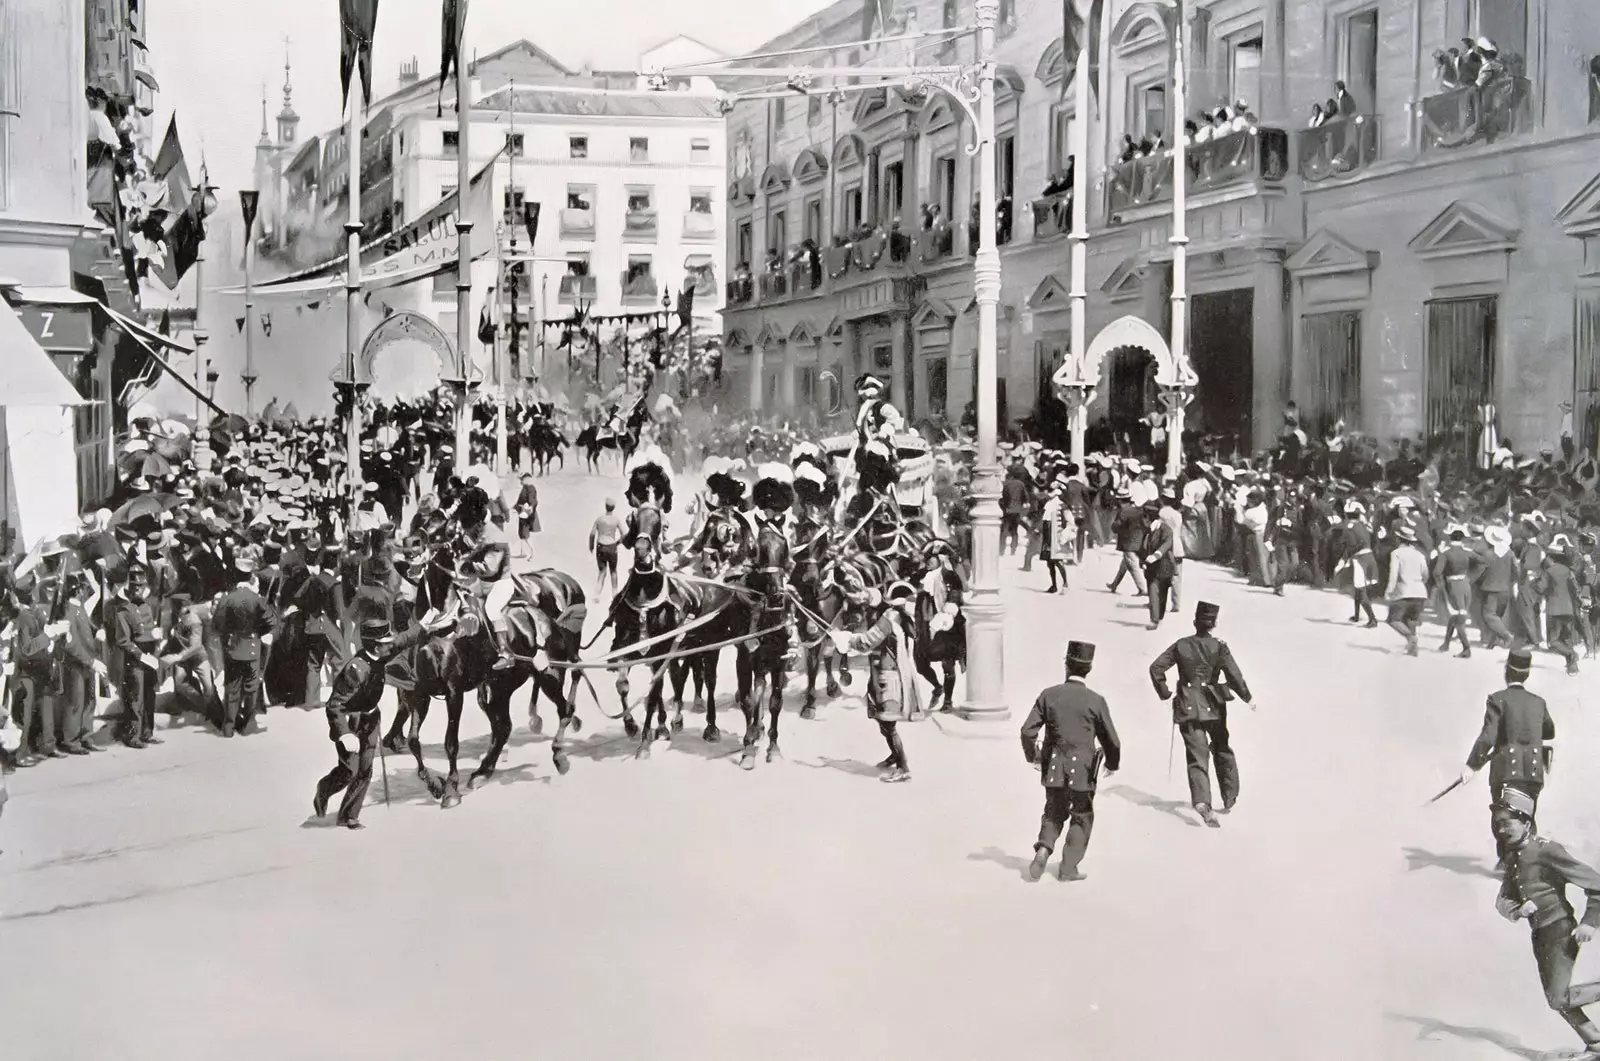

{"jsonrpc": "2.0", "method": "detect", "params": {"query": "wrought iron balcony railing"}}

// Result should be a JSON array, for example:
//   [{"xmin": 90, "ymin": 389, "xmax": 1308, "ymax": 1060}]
[
  {"xmin": 1420, "ymin": 76, "xmax": 1530, "ymax": 152},
  {"xmin": 1105, "ymin": 127, "xmax": 1290, "ymax": 218},
  {"xmin": 1298, "ymin": 115, "xmax": 1381, "ymax": 182}
]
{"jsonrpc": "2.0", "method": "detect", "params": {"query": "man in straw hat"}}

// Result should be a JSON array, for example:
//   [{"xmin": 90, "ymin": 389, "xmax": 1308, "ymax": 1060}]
[
  {"xmin": 1479, "ymin": 524, "xmax": 1519, "ymax": 649},
  {"xmin": 1149, "ymin": 601, "xmax": 1254, "ymax": 828},
  {"xmin": 314, "ymin": 612, "xmax": 456, "ymax": 829},
  {"xmin": 1383, "ymin": 522, "xmax": 1430, "ymax": 656},
  {"xmin": 1020, "ymin": 640, "xmax": 1121, "ymax": 882},
  {"xmin": 1459, "ymin": 646, "xmax": 1554, "ymax": 869},
  {"xmin": 1489, "ymin": 785, "xmax": 1600, "ymax": 1055}
]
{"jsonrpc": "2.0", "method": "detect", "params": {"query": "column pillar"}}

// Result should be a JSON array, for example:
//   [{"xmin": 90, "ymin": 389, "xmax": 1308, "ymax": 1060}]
[
  {"xmin": 750, "ymin": 339, "xmax": 766, "ymax": 412},
  {"xmin": 1259, "ymin": 0, "xmax": 1288, "ymax": 125},
  {"xmin": 889, "ymin": 316, "xmax": 909, "ymax": 412},
  {"xmin": 1186, "ymin": 7, "xmax": 1214, "ymax": 127},
  {"xmin": 780, "ymin": 340, "xmax": 796, "ymax": 410},
  {"xmin": 1140, "ymin": 263, "xmax": 1170, "ymax": 335},
  {"xmin": 1251, "ymin": 250, "xmax": 1289, "ymax": 454}
]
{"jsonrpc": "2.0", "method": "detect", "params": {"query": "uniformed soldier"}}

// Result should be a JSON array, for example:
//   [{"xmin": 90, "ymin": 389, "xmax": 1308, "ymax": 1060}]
[
  {"xmin": 1149, "ymin": 601, "xmax": 1255, "ymax": 827},
  {"xmin": 830, "ymin": 581, "xmax": 920, "ymax": 783},
  {"xmin": 1493, "ymin": 787, "xmax": 1600, "ymax": 1054},
  {"xmin": 211, "ymin": 545, "xmax": 276, "ymax": 737},
  {"xmin": 1019, "ymin": 640, "xmax": 1121, "ymax": 882},
  {"xmin": 112, "ymin": 566, "xmax": 163, "ymax": 749},
  {"xmin": 1459, "ymin": 646, "xmax": 1554, "ymax": 868},
  {"xmin": 313, "ymin": 613, "xmax": 454, "ymax": 828}
]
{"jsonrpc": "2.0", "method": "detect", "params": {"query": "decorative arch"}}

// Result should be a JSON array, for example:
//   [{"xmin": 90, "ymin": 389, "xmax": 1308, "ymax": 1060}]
[
  {"xmin": 1069, "ymin": 314, "xmax": 1186, "ymax": 390},
  {"xmin": 852, "ymin": 87, "xmax": 890, "ymax": 124},
  {"xmin": 793, "ymin": 146, "xmax": 829, "ymax": 185},
  {"xmin": 1110, "ymin": 2, "xmax": 1172, "ymax": 53},
  {"xmin": 334, "ymin": 311, "xmax": 465, "ymax": 386},
  {"xmin": 1035, "ymin": 40, "xmax": 1068, "ymax": 89},
  {"xmin": 919, "ymin": 94, "xmax": 958, "ymax": 134},
  {"xmin": 725, "ymin": 327, "xmax": 751, "ymax": 349},
  {"xmin": 833, "ymin": 132, "xmax": 867, "ymax": 170},
  {"xmin": 759, "ymin": 162, "xmax": 791, "ymax": 198}
]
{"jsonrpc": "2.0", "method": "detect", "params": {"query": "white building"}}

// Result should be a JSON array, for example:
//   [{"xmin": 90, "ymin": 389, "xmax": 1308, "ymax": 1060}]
[{"xmin": 225, "ymin": 39, "xmax": 727, "ymax": 412}]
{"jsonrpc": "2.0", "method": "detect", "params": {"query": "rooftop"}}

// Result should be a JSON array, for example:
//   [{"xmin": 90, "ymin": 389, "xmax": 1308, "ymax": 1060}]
[{"xmin": 474, "ymin": 85, "xmax": 723, "ymax": 120}]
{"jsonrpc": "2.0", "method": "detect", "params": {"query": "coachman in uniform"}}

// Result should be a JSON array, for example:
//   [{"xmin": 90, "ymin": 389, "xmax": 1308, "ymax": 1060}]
[
  {"xmin": 1019, "ymin": 640, "xmax": 1121, "ymax": 881},
  {"xmin": 1459, "ymin": 647, "xmax": 1554, "ymax": 868},
  {"xmin": 1493, "ymin": 787, "xmax": 1600, "ymax": 1054},
  {"xmin": 1149, "ymin": 601, "xmax": 1254, "ymax": 827},
  {"xmin": 314, "ymin": 614, "xmax": 453, "ymax": 828}
]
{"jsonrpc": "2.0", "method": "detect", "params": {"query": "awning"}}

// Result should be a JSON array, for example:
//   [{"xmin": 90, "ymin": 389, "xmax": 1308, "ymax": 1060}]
[
  {"xmin": 98, "ymin": 302, "xmax": 195, "ymax": 354},
  {"xmin": 8, "ymin": 287, "xmax": 99, "ymax": 307},
  {"xmin": 0, "ymin": 302, "xmax": 92, "ymax": 407},
  {"xmin": 106, "ymin": 319, "xmax": 226, "ymax": 417}
]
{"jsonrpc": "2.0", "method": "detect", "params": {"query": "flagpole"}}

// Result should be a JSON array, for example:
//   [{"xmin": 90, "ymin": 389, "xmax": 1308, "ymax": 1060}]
[
  {"xmin": 1068, "ymin": 0, "xmax": 1090, "ymax": 468},
  {"xmin": 452, "ymin": 3, "xmax": 474, "ymax": 465},
  {"xmin": 496, "ymin": 78, "xmax": 513, "ymax": 472},
  {"xmin": 344, "ymin": 88, "xmax": 364, "ymax": 511},
  {"xmin": 192, "ymin": 165, "xmax": 214, "ymax": 473},
  {"xmin": 243, "ymin": 216, "xmax": 256, "ymax": 417},
  {"xmin": 1167, "ymin": 0, "xmax": 1189, "ymax": 480}
]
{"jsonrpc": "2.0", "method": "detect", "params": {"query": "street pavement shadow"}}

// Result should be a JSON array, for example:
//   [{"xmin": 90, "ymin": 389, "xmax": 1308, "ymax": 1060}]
[
  {"xmin": 374, "ymin": 761, "xmax": 548, "ymax": 806},
  {"xmin": 965, "ymin": 845, "xmax": 1038, "ymax": 881},
  {"xmin": 1385, "ymin": 1012, "xmax": 1583, "ymax": 1060},
  {"xmin": 795, "ymin": 756, "xmax": 884, "ymax": 779},
  {"xmin": 1401, "ymin": 847, "xmax": 1501, "ymax": 880},
  {"xmin": 1108, "ymin": 618, "xmax": 1153, "ymax": 629},
  {"xmin": 1103, "ymin": 784, "xmax": 1203, "ymax": 828}
]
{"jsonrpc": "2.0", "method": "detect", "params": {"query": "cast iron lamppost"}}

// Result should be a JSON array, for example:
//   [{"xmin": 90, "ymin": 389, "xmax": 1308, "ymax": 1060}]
[
  {"xmin": 644, "ymin": 0, "xmax": 1008, "ymax": 720},
  {"xmin": 238, "ymin": 189, "xmax": 261, "ymax": 417}
]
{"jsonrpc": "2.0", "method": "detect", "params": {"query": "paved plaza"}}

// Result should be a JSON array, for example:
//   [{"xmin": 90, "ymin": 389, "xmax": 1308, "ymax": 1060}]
[{"xmin": 4, "ymin": 468, "xmax": 1600, "ymax": 1061}]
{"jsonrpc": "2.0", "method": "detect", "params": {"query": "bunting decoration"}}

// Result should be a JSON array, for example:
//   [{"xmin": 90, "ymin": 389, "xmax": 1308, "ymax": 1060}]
[
  {"xmin": 307, "ymin": 300, "xmax": 323, "ymax": 311},
  {"xmin": 339, "ymin": 0, "xmax": 381, "ymax": 111},
  {"xmin": 437, "ymin": 0, "xmax": 466, "ymax": 118},
  {"xmin": 235, "ymin": 316, "xmax": 247, "ymax": 333},
  {"xmin": 382, "ymin": 303, "xmax": 396, "ymax": 320},
  {"xmin": 260, "ymin": 313, "xmax": 273, "ymax": 336}
]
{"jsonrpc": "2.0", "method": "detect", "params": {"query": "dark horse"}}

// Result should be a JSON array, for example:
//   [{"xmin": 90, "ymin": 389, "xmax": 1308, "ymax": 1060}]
[
  {"xmin": 790, "ymin": 497, "xmax": 849, "ymax": 717},
  {"xmin": 576, "ymin": 399, "xmax": 648, "ymax": 473},
  {"xmin": 524, "ymin": 408, "xmax": 568, "ymax": 475},
  {"xmin": 666, "ymin": 504, "xmax": 754, "ymax": 729},
  {"xmin": 381, "ymin": 548, "xmax": 584, "ymax": 808}
]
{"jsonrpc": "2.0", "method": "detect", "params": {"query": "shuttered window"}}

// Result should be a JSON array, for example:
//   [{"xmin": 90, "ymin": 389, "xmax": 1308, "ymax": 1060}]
[
  {"xmin": 1575, "ymin": 292, "xmax": 1600, "ymax": 455},
  {"xmin": 1299, "ymin": 310, "xmax": 1362, "ymax": 435},
  {"xmin": 1425, "ymin": 296, "xmax": 1497, "ymax": 452}
]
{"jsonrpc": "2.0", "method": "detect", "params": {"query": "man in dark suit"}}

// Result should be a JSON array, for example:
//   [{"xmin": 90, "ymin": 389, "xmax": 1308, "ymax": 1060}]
[
  {"xmin": 57, "ymin": 571, "xmax": 107, "ymax": 754},
  {"xmin": 1461, "ymin": 647, "xmax": 1555, "ymax": 867},
  {"xmin": 513, "ymin": 473, "xmax": 540, "ymax": 557},
  {"xmin": 1141, "ymin": 501, "xmax": 1177, "ymax": 628},
  {"xmin": 1149, "ymin": 601, "xmax": 1255, "ymax": 827},
  {"xmin": 314, "ymin": 614, "xmax": 454, "ymax": 828},
  {"xmin": 211, "ymin": 545, "xmax": 276, "ymax": 737},
  {"xmin": 1020, "ymin": 640, "xmax": 1122, "ymax": 882},
  {"xmin": 112, "ymin": 566, "xmax": 162, "ymax": 749}
]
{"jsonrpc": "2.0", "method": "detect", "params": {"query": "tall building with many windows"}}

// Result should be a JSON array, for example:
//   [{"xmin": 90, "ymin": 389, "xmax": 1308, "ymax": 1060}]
[
  {"xmin": 243, "ymin": 38, "xmax": 725, "ymax": 409},
  {"xmin": 723, "ymin": 0, "xmax": 1600, "ymax": 458}
]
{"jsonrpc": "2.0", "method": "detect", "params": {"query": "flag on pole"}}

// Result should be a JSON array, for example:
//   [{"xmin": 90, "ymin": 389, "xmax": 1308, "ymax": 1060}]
[
  {"xmin": 1063, "ymin": 0, "xmax": 1106, "ymax": 106},
  {"xmin": 521, "ymin": 201, "xmax": 541, "ymax": 249},
  {"xmin": 340, "ymin": 0, "xmax": 381, "ymax": 111},
  {"xmin": 438, "ymin": 0, "xmax": 466, "ymax": 118},
  {"xmin": 151, "ymin": 116, "xmax": 194, "ymax": 214},
  {"xmin": 235, "ymin": 317, "xmax": 247, "ymax": 333}
]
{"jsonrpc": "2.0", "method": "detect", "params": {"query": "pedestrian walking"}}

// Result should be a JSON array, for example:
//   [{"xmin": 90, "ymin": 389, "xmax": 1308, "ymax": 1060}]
[
  {"xmin": 1149, "ymin": 601, "xmax": 1255, "ymax": 828},
  {"xmin": 1142, "ymin": 500, "xmax": 1176, "ymax": 628},
  {"xmin": 588, "ymin": 500, "xmax": 626, "ymax": 598},
  {"xmin": 313, "ymin": 614, "xmax": 454, "ymax": 829},
  {"xmin": 1478, "ymin": 525, "xmax": 1518, "ymax": 648},
  {"xmin": 1106, "ymin": 489, "xmax": 1148, "ymax": 596},
  {"xmin": 1433, "ymin": 526, "xmax": 1478, "ymax": 657},
  {"xmin": 1491, "ymin": 787, "xmax": 1600, "ymax": 1054},
  {"xmin": 1019, "ymin": 640, "xmax": 1121, "ymax": 882},
  {"xmin": 1384, "ymin": 523, "xmax": 1429, "ymax": 655},
  {"xmin": 1039, "ymin": 478, "xmax": 1072, "ymax": 593},
  {"xmin": 513, "ymin": 473, "xmax": 540, "ymax": 557},
  {"xmin": 1458, "ymin": 646, "xmax": 1552, "ymax": 869},
  {"xmin": 1545, "ymin": 535, "xmax": 1584, "ymax": 676}
]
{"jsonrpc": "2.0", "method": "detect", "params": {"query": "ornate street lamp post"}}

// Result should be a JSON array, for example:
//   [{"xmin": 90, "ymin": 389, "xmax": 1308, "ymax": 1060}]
[{"xmin": 644, "ymin": 0, "xmax": 1009, "ymax": 720}]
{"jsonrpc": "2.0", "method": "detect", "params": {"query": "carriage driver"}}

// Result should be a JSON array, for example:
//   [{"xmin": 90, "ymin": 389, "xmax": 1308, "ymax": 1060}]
[
  {"xmin": 452, "ymin": 522, "xmax": 518, "ymax": 670},
  {"xmin": 853, "ymin": 374, "xmax": 903, "ymax": 451}
]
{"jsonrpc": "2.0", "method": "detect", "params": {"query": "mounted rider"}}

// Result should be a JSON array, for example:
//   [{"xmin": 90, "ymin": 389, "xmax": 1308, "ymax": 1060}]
[
  {"xmin": 747, "ymin": 464, "xmax": 796, "ymax": 658},
  {"xmin": 452, "ymin": 518, "xmax": 518, "ymax": 669}
]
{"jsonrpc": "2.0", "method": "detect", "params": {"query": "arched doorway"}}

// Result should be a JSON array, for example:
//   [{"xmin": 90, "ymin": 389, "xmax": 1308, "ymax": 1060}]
[{"xmin": 1107, "ymin": 345, "xmax": 1157, "ymax": 439}]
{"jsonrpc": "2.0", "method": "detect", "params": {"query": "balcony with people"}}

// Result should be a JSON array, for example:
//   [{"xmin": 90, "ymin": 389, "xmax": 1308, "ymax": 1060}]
[
  {"xmin": 558, "ymin": 261, "xmax": 597, "ymax": 304},
  {"xmin": 1032, "ymin": 161, "xmax": 1074, "ymax": 239},
  {"xmin": 1421, "ymin": 37, "xmax": 1530, "ymax": 151},
  {"xmin": 1298, "ymin": 81, "xmax": 1381, "ymax": 183},
  {"xmin": 726, "ymin": 262, "xmax": 755, "ymax": 307},
  {"xmin": 623, "ymin": 190, "xmax": 659, "ymax": 239},
  {"xmin": 917, "ymin": 203, "xmax": 955, "ymax": 264},
  {"xmin": 1105, "ymin": 101, "xmax": 1289, "ymax": 219},
  {"xmin": 757, "ymin": 248, "xmax": 789, "ymax": 301},
  {"xmin": 561, "ymin": 187, "xmax": 596, "ymax": 239},
  {"xmin": 620, "ymin": 260, "xmax": 658, "ymax": 304},
  {"xmin": 787, "ymin": 240, "xmax": 823, "ymax": 296}
]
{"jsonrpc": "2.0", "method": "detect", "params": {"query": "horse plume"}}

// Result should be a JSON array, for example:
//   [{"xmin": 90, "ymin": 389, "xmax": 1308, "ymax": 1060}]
[
  {"xmin": 625, "ymin": 451, "xmax": 675, "ymax": 513},
  {"xmin": 753, "ymin": 462, "xmax": 796, "ymax": 513}
]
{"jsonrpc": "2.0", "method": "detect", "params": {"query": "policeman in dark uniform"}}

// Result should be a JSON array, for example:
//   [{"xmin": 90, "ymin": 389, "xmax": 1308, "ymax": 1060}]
[
  {"xmin": 314, "ymin": 613, "xmax": 453, "ymax": 828},
  {"xmin": 211, "ymin": 545, "xmax": 276, "ymax": 737},
  {"xmin": 1460, "ymin": 646, "xmax": 1554, "ymax": 868},
  {"xmin": 1149, "ymin": 601, "xmax": 1254, "ymax": 827},
  {"xmin": 1493, "ymin": 787, "xmax": 1600, "ymax": 1053},
  {"xmin": 1020, "ymin": 640, "xmax": 1121, "ymax": 881},
  {"xmin": 112, "ymin": 566, "xmax": 162, "ymax": 749}
]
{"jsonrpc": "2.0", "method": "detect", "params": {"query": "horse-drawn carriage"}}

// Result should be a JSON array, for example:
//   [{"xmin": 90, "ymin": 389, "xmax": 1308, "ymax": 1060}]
[{"xmin": 819, "ymin": 431, "xmax": 938, "ymax": 514}]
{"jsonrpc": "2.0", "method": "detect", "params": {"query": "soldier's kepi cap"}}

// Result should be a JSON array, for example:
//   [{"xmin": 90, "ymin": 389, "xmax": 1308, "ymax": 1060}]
[
  {"xmin": 1507, "ymin": 646, "xmax": 1533, "ymax": 678},
  {"xmin": 1195, "ymin": 601, "xmax": 1220, "ymax": 624},
  {"xmin": 1498, "ymin": 786, "xmax": 1536, "ymax": 820},
  {"xmin": 1065, "ymin": 641, "xmax": 1095, "ymax": 666},
  {"xmin": 359, "ymin": 617, "xmax": 391, "ymax": 641}
]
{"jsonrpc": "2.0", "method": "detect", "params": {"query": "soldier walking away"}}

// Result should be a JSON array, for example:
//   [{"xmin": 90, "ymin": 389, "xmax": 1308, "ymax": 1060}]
[
  {"xmin": 1492, "ymin": 787, "xmax": 1600, "ymax": 1056},
  {"xmin": 211, "ymin": 545, "xmax": 275, "ymax": 738},
  {"xmin": 313, "ymin": 614, "xmax": 454, "ymax": 829},
  {"xmin": 1433, "ymin": 525, "xmax": 1477, "ymax": 658},
  {"xmin": 1149, "ymin": 601, "xmax": 1254, "ymax": 827},
  {"xmin": 1020, "ymin": 640, "xmax": 1121, "ymax": 882},
  {"xmin": 1459, "ymin": 647, "xmax": 1553, "ymax": 870}
]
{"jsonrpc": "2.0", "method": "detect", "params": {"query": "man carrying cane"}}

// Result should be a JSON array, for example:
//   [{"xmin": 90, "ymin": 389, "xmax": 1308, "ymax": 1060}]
[{"xmin": 313, "ymin": 613, "xmax": 454, "ymax": 829}]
